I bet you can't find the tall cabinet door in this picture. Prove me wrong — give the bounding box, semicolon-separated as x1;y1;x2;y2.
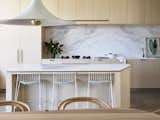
20;26;41;64
110;0;128;24
0;25;21;89
0;0;20;19
0;25;20;65
128;0;145;24
145;0;160;24
58;0;76;20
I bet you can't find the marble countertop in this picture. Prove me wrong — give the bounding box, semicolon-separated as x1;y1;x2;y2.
6;64;130;72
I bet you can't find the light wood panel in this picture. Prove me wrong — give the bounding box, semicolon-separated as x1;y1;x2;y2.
145;0;160;24
58;0;76;20
0;0;20;19
128;0;145;24
110;0;128;24
76;0;93;20
128;59;160;88
93;0;110;20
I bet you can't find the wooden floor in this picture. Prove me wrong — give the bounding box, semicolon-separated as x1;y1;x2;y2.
131;88;160;112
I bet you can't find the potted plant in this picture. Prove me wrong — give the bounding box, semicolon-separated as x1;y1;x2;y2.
44;39;63;58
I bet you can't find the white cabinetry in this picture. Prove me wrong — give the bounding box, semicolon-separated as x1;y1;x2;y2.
18;26;41;64
0;26;41;89
0;26;41;65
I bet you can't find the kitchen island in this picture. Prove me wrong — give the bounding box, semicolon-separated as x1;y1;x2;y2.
6;64;130;111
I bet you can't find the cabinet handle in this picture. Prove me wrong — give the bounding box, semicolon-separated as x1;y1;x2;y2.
73;20;110;22
17;49;20;64
21;50;23;64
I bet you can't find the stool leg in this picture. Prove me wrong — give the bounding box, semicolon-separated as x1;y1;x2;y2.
74;73;78;109
14;74;19;100
16;81;21;101
52;72;55;110
110;81;114;107
109;73;114;108
38;74;41;111
87;73;90;108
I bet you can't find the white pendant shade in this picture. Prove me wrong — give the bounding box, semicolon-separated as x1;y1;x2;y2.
0;0;74;26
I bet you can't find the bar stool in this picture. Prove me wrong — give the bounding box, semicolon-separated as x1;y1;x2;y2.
88;72;114;107
14;72;40;102
53;72;77;110
39;73;54;111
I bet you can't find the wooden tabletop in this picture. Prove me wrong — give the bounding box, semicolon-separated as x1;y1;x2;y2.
0;109;159;120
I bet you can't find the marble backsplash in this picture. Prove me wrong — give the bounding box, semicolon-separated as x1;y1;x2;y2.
44;25;160;58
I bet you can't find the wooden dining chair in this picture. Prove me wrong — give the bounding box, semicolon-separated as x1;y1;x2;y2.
0;101;31;112
153;109;160;115
58;97;112;110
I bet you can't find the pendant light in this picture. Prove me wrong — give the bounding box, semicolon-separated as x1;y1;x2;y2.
0;0;74;26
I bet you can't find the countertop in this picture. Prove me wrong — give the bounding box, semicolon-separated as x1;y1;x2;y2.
6;64;130;72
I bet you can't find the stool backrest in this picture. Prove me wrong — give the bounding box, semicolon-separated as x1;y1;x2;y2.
89;72;114;82
58;97;112;110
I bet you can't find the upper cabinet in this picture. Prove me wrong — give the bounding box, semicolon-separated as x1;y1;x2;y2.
1;0;160;24
76;0;93;20
0;0;20;19
145;0;160;24
110;0;128;24
93;0;110;20
58;0;76;20
128;0;145;24
59;0;110;21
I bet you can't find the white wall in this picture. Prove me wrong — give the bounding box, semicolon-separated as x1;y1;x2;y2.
45;25;160;58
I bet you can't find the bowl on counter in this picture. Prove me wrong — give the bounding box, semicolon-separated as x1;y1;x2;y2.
72;55;80;59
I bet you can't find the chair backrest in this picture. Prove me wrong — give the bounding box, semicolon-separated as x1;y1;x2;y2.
153;109;160;115
54;72;76;84
58;97;112;110
88;72;114;82
0;101;30;112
